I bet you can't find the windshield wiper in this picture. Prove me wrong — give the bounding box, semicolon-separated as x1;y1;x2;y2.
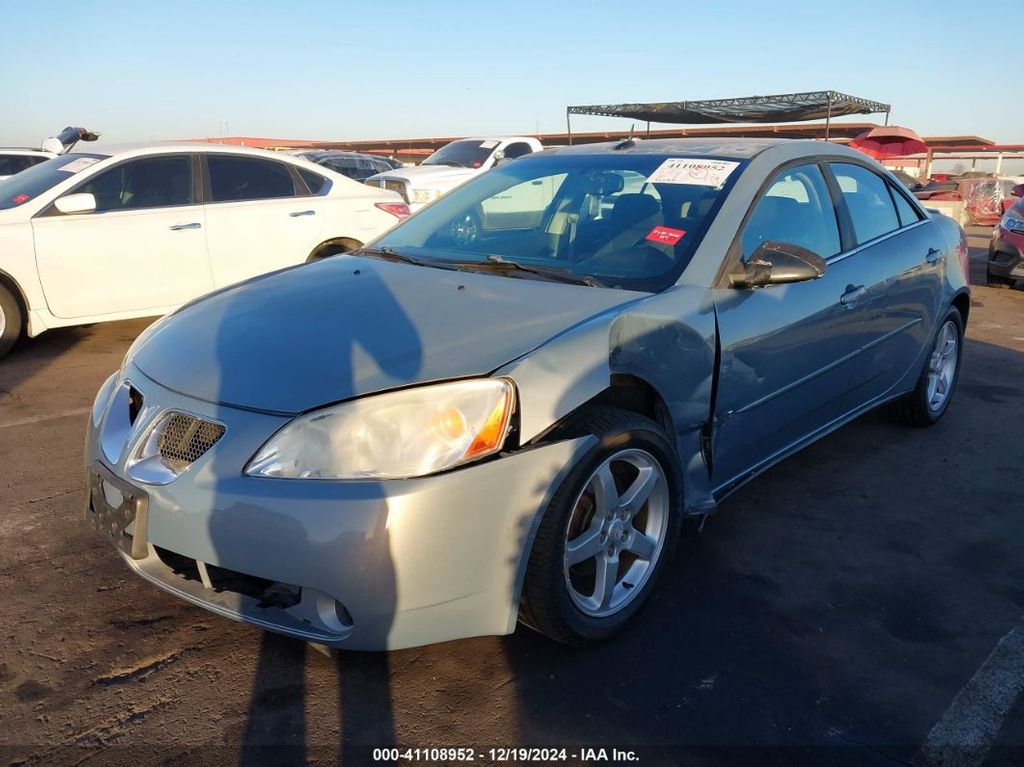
453;255;605;287
355;246;431;267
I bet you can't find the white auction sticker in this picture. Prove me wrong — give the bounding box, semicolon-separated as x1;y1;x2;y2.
479;140;499;149
647;157;740;187
58;157;101;173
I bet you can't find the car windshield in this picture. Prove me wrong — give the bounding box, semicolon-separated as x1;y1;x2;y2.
373;153;746;292
0;153;107;210
421;140;495;169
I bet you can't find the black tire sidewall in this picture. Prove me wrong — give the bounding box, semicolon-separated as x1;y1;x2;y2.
0;285;22;357
529;417;683;643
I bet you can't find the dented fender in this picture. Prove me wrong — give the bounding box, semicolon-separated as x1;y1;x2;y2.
495;285;719;515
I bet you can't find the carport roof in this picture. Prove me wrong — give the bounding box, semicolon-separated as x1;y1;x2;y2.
567;90;891;125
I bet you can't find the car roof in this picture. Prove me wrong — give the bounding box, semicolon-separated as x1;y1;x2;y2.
0;147;51;155
73;141;315;160
535;136;805;159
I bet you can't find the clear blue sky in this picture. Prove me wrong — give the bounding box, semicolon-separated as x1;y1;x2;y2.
1;0;1021;147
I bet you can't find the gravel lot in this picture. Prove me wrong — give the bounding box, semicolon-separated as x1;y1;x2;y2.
1;229;1022;765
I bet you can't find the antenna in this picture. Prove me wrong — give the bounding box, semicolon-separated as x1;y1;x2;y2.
614;124;639;150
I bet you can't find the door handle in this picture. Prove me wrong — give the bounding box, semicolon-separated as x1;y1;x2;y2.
289;210;316;217
840;285;867;306
925;247;942;265
169;222;201;230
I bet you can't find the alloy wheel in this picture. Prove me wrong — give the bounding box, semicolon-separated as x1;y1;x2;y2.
563;448;669;618
926;319;959;412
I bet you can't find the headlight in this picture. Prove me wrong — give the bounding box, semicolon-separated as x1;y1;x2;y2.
245;379;515;480
410;188;443;204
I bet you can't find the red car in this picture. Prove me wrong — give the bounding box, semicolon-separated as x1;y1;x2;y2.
988;188;1024;288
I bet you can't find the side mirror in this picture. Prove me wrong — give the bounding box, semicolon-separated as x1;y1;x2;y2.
733;241;826;288
54;192;97;215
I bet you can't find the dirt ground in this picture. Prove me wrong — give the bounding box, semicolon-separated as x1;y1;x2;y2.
1;230;1022;766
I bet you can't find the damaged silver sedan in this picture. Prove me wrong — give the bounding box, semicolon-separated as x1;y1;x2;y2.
86;138;970;649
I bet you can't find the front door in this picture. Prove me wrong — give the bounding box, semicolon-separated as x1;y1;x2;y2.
32;154;211;319
712;162;872;489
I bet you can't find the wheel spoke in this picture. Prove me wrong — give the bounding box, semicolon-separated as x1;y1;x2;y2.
590;462;619;516
593;552;618;610
619;465;658;518
565;523;604;566
626;531;657;560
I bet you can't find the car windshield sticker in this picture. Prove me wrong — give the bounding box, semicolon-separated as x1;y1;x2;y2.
479;140;499;149
647;158;740;187
57;157;101;174
11;193;30;205
645;225;686;245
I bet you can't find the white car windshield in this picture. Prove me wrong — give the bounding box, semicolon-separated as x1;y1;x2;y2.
0;153;107;210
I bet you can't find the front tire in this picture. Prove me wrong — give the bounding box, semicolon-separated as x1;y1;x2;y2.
0;284;23;359
519;407;683;645
986;268;1014;289
887;308;964;427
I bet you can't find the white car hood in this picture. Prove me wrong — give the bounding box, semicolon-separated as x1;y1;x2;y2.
372;165;478;189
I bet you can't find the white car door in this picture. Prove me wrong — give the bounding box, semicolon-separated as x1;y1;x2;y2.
31;154;213;319
202;154;323;286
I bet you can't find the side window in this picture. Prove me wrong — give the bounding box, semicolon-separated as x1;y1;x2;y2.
741;164;840;260
503;141;534;160
77;155;192;212
298;168;327;194
479;172;568;230
208;156;296;202
889;183;922;227
831;163;900;244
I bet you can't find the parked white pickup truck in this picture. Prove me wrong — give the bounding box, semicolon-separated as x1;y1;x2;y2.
364;136;543;211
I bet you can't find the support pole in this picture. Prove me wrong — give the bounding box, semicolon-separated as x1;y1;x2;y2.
646;120;650;138
566;109;573;146
825;96;832;141
995;153;1004;174
885;108;891;126
923;148;934;180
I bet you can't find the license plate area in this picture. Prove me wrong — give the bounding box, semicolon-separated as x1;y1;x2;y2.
87;464;149;560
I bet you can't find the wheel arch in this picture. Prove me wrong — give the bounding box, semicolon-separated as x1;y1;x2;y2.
951;290;970;327
0;268;29;327
306;237;363;262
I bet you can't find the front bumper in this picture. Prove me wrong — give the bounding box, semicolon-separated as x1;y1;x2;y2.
86;367;591;650
989;230;1024;280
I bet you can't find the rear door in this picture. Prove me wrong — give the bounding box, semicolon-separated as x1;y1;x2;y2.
32;154;212;318
202;154;324;286
826;162;945;413
712;162;870;489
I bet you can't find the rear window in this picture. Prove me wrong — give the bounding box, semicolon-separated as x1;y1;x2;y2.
0;154;48;177
298;167;328;194
0;153;107;210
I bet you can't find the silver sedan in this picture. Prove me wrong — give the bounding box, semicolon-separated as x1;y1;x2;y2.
86;138;970;649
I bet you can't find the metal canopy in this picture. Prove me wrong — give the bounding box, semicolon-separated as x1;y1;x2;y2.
566;90;892;142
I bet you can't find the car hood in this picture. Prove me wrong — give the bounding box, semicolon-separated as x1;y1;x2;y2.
370;165;477;188
131;256;644;414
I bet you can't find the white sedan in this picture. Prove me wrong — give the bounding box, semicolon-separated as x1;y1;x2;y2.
0;143;409;357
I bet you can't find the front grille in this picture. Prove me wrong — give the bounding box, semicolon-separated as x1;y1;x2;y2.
156;414;225;472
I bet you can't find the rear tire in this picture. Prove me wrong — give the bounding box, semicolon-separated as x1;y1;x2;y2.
887;308;964;427
519;407;683;645
0;284;23;359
